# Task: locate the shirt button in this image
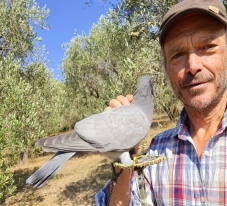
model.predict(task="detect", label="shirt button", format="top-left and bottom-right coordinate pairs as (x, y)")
top-left (201, 196), bottom-right (205, 203)
top-left (204, 151), bottom-right (209, 156)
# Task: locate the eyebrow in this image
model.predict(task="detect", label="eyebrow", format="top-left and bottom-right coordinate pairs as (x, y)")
top-left (166, 45), bottom-right (184, 55)
top-left (198, 35), bottom-right (218, 44)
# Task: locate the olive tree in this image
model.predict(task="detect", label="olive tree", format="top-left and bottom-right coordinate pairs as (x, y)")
top-left (0, 0), bottom-right (49, 59)
top-left (62, 0), bottom-right (180, 125)
top-left (0, 0), bottom-right (62, 201)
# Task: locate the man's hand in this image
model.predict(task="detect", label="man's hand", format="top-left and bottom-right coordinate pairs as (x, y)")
top-left (104, 95), bottom-right (133, 111)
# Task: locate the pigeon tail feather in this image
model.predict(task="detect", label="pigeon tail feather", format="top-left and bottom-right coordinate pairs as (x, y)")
top-left (26, 151), bottom-right (75, 188)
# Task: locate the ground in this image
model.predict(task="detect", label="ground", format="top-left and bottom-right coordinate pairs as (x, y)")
top-left (3, 119), bottom-right (175, 206)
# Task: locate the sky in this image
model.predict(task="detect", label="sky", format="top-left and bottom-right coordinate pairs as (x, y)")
top-left (35, 1), bottom-right (116, 81)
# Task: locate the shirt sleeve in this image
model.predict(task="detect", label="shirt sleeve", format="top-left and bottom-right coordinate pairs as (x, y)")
top-left (95, 180), bottom-right (110, 206)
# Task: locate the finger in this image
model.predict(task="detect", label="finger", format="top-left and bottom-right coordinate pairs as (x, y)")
top-left (104, 106), bottom-right (112, 111)
top-left (126, 94), bottom-right (133, 103)
top-left (116, 95), bottom-right (131, 106)
top-left (109, 99), bottom-right (123, 108)
top-left (129, 144), bottom-right (140, 159)
top-left (106, 94), bottom-right (133, 110)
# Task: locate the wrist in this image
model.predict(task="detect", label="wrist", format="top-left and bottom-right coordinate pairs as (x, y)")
top-left (107, 164), bottom-right (133, 206)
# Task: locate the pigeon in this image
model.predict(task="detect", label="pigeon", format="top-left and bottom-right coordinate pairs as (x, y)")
top-left (26, 75), bottom-right (154, 188)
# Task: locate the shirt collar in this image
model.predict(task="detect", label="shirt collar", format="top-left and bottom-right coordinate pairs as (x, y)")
top-left (174, 108), bottom-right (192, 142)
top-left (216, 107), bottom-right (227, 134)
top-left (173, 107), bottom-right (227, 141)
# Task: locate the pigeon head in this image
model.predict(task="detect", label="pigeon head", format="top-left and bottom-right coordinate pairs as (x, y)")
top-left (132, 75), bottom-right (153, 104)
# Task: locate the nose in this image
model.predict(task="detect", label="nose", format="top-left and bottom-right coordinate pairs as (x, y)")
top-left (186, 53), bottom-right (203, 74)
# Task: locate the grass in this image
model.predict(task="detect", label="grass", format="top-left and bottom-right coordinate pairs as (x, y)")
top-left (3, 119), bottom-right (175, 206)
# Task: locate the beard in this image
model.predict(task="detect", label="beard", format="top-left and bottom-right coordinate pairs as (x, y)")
top-left (169, 69), bottom-right (227, 112)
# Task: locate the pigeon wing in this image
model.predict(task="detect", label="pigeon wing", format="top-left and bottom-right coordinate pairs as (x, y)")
top-left (36, 130), bottom-right (98, 152)
top-left (75, 104), bottom-right (151, 152)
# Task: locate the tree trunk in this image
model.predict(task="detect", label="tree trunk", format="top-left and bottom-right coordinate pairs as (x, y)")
top-left (22, 148), bottom-right (29, 165)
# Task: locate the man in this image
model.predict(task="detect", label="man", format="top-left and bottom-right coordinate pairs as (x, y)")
top-left (96, 0), bottom-right (227, 205)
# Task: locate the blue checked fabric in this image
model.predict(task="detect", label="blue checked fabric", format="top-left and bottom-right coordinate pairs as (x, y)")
top-left (96, 108), bottom-right (227, 205)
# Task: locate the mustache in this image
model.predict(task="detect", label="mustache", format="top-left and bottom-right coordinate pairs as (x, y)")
top-left (180, 73), bottom-right (214, 88)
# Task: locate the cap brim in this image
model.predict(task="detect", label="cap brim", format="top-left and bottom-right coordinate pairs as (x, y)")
top-left (159, 8), bottom-right (227, 45)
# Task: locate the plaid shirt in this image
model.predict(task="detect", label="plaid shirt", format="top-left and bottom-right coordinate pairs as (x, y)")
top-left (96, 108), bottom-right (227, 205)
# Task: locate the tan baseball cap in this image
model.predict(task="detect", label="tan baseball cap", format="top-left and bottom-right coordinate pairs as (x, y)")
top-left (159, 0), bottom-right (227, 45)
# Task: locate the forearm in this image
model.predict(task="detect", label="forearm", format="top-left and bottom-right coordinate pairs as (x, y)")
top-left (108, 167), bottom-right (133, 206)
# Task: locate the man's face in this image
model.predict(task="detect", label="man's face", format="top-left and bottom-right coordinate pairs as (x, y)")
top-left (164, 14), bottom-right (227, 111)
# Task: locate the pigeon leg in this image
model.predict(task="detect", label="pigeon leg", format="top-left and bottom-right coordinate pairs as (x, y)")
top-left (118, 151), bottom-right (134, 165)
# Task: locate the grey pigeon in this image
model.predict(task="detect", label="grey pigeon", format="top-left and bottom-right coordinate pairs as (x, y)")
top-left (26, 75), bottom-right (153, 188)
